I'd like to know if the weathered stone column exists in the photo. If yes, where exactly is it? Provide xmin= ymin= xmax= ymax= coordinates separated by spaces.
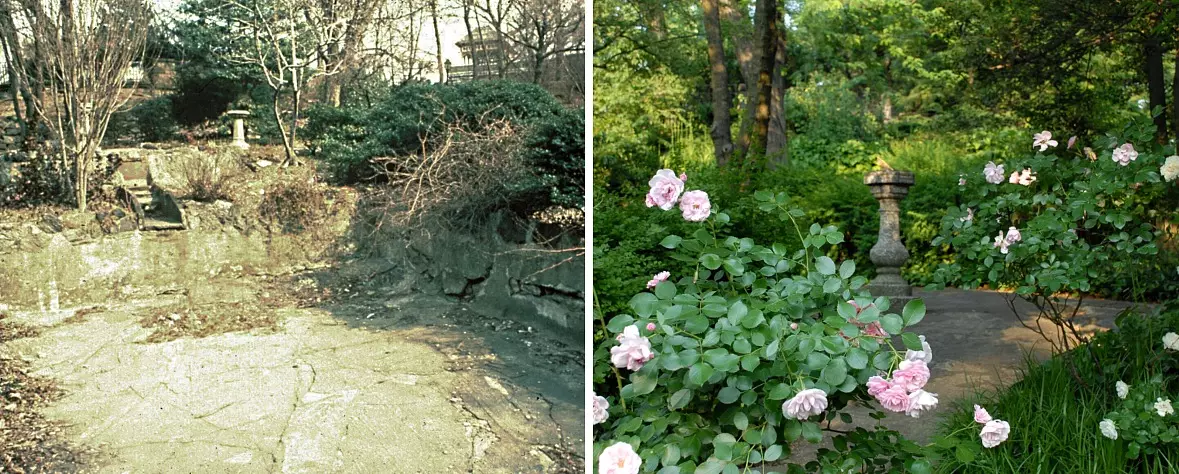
xmin=865 ymin=170 xmax=914 ymax=304
xmin=227 ymin=110 xmax=250 ymax=149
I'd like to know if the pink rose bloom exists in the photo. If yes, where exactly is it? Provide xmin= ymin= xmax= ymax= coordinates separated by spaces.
xmin=876 ymin=385 xmax=911 ymax=413
xmin=993 ymin=231 xmax=1010 ymax=254
xmin=679 ymin=190 xmax=711 ymax=222
xmin=905 ymin=389 xmax=939 ymax=418
xmin=1032 ymin=131 xmax=1058 ymax=151
xmin=679 ymin=172 xmax=688 ymax=182
xmin=646 ymin=271 xmax=670 ymax=289
xmin=782 ymin=388 xmax=828 ymax=419
xmin=789 ymin=322 xmax=799 ymax=331
xmin=598 ymin=442 xmax=642 ymax=474
xmin=980 ymin=419 xmax=1011 ymax=448
xmin=959 ymin=177 xmax=967 ymax=186
xmin=959 ymin=208 xmax=974 ymax=223
xmin=866 ymin=376 xmax=891 ymax=397
xmin=892 ymin=360 xmax=930 ymax=391
xmin=1067 ymin=136 xmax=1077 ymax=149
xmin=1005 ymin=227 xmax=1021 ymax=243
xmin=592 ymin=393 xmax=610 ymax=425
xmin=904 ymin=335 xmax=933 ymax=364
xmin=973 ymin=404 xmax=992 ymax=424
xmin=646 ymin=169 xmax=685 ymax=210
xmin=983 ymin=161 xmax=1005 ymax=184
xmin=610 ymin=325 xmax=654 ymax=371
xmin=1008 ymin=169 xmax=1036 ymax=186
xmin=645 ymin=322 xmax=656 ymax=331
xmin=1112 ymin=143 xmax=1137 ymax=166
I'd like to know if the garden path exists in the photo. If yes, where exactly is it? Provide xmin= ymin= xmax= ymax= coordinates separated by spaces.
xmin=787 ymin=288 xmax=1145 ymax=463
xmin=2 ymin=275 xmax=583 ymax=473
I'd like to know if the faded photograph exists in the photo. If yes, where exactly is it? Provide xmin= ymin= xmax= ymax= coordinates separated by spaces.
xmin=0 ymin=0 xmax=585 ymax=472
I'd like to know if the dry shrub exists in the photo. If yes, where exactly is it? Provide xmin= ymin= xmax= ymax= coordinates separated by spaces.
xmin=139 ymin=302 xmax=278 ymax=343
xmin=174 ymin=148 xmax=243 ymax=201
xmin=368 ymin=117 xmax=527 ymax=232
xmin=256 ymin=165 xmax=329 ymax=233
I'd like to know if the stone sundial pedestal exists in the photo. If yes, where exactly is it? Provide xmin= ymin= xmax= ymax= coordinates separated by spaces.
xmin=227 ymin=110 xmax=250 ymax=149
xmin=864 ymin=169 xmax=915 ymax=306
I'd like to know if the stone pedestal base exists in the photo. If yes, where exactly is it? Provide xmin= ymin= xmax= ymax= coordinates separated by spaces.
xmin=867 ymin=269 xmax=914 ymax=306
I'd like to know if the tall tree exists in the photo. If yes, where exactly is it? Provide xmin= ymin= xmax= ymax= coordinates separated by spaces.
xmin=701 ymin=0 xmax=733 ymax=166
xmin=505 ymin=0 xmax=584 ymax=84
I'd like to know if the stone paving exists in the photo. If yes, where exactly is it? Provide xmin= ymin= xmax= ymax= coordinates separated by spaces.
xmin=787 ymin=287 xmax=1147 ymax=463
xmin=1 ymin=278 xmax=584 ymax=473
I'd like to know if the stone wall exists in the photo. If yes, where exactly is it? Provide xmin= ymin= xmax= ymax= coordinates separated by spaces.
xmin=365 ymin=220 xmax=585 ymax=343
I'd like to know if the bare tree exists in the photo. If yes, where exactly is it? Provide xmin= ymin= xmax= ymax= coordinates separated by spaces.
xmin=312 ymin=0 xmax=383 ymax=107
xmin=473 ymin=0 xmax=516 ymax=78
xmin=220 ymin=0 xmax=346 ymax=165
xmin=503 ymin=0 xmax=583 ymax=84
xmin=0 ymin=0 xmax=152 ymax=210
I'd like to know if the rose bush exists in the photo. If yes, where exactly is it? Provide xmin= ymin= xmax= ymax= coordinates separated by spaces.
xmin=928 ymin=119 xmax=1178 ymax=353
xmin=593 ymin=170 xmax=943 ymax=473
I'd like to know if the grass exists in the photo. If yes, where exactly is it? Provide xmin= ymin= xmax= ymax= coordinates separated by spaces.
xmin=934 ymin=307 xmax=1179 ymax=473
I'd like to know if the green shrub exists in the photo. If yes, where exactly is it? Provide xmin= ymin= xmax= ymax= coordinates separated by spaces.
xmin=131 ymin=96 xmax=179 ymax=142
xmin=936 ymin=303 xmax=1179 ymax=473
xmin=305 ymin=80 xmax=565 ymax=183
xmin=514 ymin=108 xmax=585 ymax=213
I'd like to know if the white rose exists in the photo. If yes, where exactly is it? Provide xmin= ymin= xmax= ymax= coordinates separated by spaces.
xmin=1163 ymin=332 xmax=1179 ymax=351
xmin=905 ymin=389 xmax=939 ymax=418
xmin=1115 ymin=381 xmax=1129 ymax=400
xmin=980 ymin=419 xmax=1011 ymax=448
xmin=1100 ymin=419 xmax=1118 ymax=440
xmin=782 ymin=388 xmax=828 ymax=420
xmin=1161 ymin=156 xmax=1179 ymax=182
xmin=592 ymin=393 xmax=609 ymax=425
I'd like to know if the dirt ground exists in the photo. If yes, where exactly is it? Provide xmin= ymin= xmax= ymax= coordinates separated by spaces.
xmin=0 ymin=263 xmax=584 ymax=473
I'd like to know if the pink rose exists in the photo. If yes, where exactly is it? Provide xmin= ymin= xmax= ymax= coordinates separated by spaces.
xmin=645 ymin=169 xmax=684 ymax=210
xmin=993 ymin=231 xmax=1010 ymax=254
xmin=592 ymin=393 xmax=610 ymax=425
xmin=598 ymin=442 xmax=642 ymax=474
xmin=1067 ymin=136 xmax=1077 ymax=149
xmin=1112 ymin=143 xmax=1137 ymax=166
xmin=866 ymin=376 xmax=891 ymax=397
xmin=781 ymin=388 xmax=828 ymax=420
xmin=959 ymin=177 xmax=967 ymax=186
xmin=645 ymin=322 xmax=656 ymax=331
xmin=983 ymin=161 xmax=1005 ymax=184
xmin=861 ymin=321 xmax=888 ymax=339
xmin=875 ymin=385 xmax=911 ymax=413
xmin=973 ymin=404 xmax=992 ymax=424
xmin=789 ymin=322 xmax=799 ymax=331
xmin=1032 ymin=131 xmax=1058 ymax=151
xmin=905 ymin=389 xmax=939 ymax=418
xmin=646 ymin=271 xmax=670 ymax=289
xmin=1008 ymin=169 xmax=1036 ymax=186
xmin=610 ymin=325 xmax=654 ymax=371
xmin=980 ymin=419 xmax=1011 ymax=448
xmin=679 ymin=190 xmax=711 ymax=222
xmin=679 ymin=172 xmax=688 ymax=182
xmin=892 ymin=360 xmax=930 ymax=391
xmin=1005 ymin=227 xmax=1021 ymax=243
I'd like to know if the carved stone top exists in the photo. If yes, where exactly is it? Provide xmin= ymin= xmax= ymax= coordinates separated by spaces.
xmin=226 ymin=110 xmax=250 ymax=117
xmin=864 ymin=169 xmax=915 ymax=186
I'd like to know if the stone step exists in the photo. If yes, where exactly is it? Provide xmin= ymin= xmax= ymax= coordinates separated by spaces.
xmin=140 ymin=217 xmax=184 ymax=231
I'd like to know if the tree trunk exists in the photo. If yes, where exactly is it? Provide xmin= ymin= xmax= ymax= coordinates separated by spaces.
xmin=1144 ymin=35 xmax=1167 ymax=144
xmin=766 ymin=26 xmax=789 ymax=164
xmin=749 ymin=0 xmax=775 ymax=158
xmin=431 ymin=0 xmax=444 ymax=83
xmin=1172 ymin=47 xmax=1178 ymax=142
xmin=701 ymin=0 xmax=733 ymax=166
xmin=462 ymin=0 xmax=477 ymax=77
xmin=273 ymin=89 xmax=295 ymax=166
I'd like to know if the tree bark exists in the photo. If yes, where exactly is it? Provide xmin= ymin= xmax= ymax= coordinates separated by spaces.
xmin=766 ymin=25 xmax=789 ymax=164
xmin=701 ymin=0 xmax=733 ymax=166
xmin=1144 ymin=35 xmax=1167 ymax=144
xmin=1172 ymin=47 xmax=1178 ymax=142
xmin=749 ymin=0 xmax=775 ymax=158
xmin=431 ymin=0 xmax=444 ymax=83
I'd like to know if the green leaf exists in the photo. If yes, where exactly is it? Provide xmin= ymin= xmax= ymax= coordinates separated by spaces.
xmin=662 ymin=444 xmax=682 ymax=467
xmin=727 ymin=300 xmax=749 ymax=325
xmin=768 ymin=383 xmax=792 ymax=400
xmin=660 ymin=235 xmax=683 ymax=249
xmin=696 ymin=458 xmax=727 ymax=474
xmin=606 ymin=314 xmax=635 ymax=333
xmin=910 ymin=459 xmax=932 ymax=474
xmin=629 ymin=293 xmax=660 ymax=317
xmin=630 ymin=372 xmax=657 ymax=396
xmin=901 ymin=332 xmax=924 ymax=351
xmin=718 ymin=386 xmax=740 ymax=404
xmin=688 ymin=363 xmax=715 ymax=385
xmin=700 ymin=254 xmax=723 ymax=270
xmin=821 ymin=357 xmax=848 ymax=385
xmin=801 ymin=422 xmax=822 ymax=443
xmin=846 ymin=348 xmax=869 ymax=369
xmin=823 ymin=277 xmax=842 ymax=293
xmin=764 ymin=445 xmax=783 ymax=462
xmin=740 ymin=354 xmax=760 ymax=372
xmin=815 ymin=256 xmax=836 ymax=275
xmin=837 ymin=301 xmax=857 ymax=320
xmin=902 ymin=299 xmax=926 ymax=326
xmin=954 ymin=445 xmax=976 ymax=463
xmin=839 ymin=260 xmax=855 ymax=279
xmin=669 ymin=389 xmax=691 ymax=410
xmin=654 ymin=281 xmax=677 ymax=300
xmin=765 ymin=339 xmax=780 ymax=358
xmin=880 ymin=314 xmax=904 ymax=335
xmin=734 ymin=412 xmax=749 ymax=431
